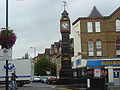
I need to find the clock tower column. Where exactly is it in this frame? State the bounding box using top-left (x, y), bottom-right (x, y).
top-left (59, 8), bottom-right (73, 84)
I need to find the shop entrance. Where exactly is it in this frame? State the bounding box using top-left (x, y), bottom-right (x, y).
top-left (113, 70), bottom-right (120, 85)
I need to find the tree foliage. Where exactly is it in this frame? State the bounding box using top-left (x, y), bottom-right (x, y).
top-left (34, 56), bottom-right (56, 76)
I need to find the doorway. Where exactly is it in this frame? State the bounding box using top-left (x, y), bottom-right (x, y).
top-left (113, 70), bottom-right (120, 85)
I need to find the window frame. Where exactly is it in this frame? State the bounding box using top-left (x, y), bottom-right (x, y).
top-left (95, 21), bottom-right (101, 32)
top-left (96, 40), bottom-right (102, 56)
top-left (116, 38), bottom-right (120, 56)
top-left (87, 22), bottom-right (93, 33)
top-left (88, 40), bottom-right (94, 56)
top-left (116, 19), bottom-right (120, 32)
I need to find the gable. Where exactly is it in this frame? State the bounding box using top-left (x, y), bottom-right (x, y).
top-left (110, 7), bottom-right (120, 18)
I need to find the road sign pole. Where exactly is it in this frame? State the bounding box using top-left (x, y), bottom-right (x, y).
top-left (6, 60), bottom-right (9, 90)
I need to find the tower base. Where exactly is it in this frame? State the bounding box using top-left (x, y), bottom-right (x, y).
top-left (58, 68), bottom-right (73, 85)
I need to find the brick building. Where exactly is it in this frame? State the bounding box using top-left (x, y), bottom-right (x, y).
top-left (73, 6), bottom-right (120, 59)
top-left (49, 41), bottom-right (61, 77)
top-left (72, 6), bottom-right (120, 86)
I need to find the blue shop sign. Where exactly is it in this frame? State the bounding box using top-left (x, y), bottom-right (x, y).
top-left (87, 60), bottom-right (120, 67)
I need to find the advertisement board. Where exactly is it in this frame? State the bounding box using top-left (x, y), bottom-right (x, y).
top-left (94, 69), bottom-right (101, 78)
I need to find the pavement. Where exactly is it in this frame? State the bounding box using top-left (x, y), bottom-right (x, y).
top-left (56, 84), bottom-right (120, 90)
top-left (0, 84), bottom-right (87, 90)
top-left (1, 83), bottom-right (120, 90)
top-left (108, 85), bottom-right (120, 90)
top-left (56, 84), bottom-right (87, 90)
top-left (0, 88), bottom-right (4, 90)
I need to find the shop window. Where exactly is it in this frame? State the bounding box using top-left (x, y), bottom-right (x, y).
top-left (71, 61), bottom-right (74, 67)
top-left (73, 71), bottom-right (77, 77)
top-left (87, 22), bottom-right (93, 32)
top-left (116, 19), bottom-right (120, 32)
top-left (96, 40), bottom-right (102, 56)
top-left (95, 22), bottom-right (101, 32)
top-left (114, 72), bottom-right (119, 78)
top-left (88, 40), bottom-right (94, 56)
top-left (116, 38), bottom-right (120, 57)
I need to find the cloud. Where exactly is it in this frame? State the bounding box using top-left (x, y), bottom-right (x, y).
top-left (0, 0), bottom-right (119, 59)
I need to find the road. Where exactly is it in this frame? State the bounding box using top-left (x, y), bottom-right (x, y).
top-left (0, 82), bottom-right (72, 90)
top-left (18, 83), bottom-right (120, 90)
top-left (2, 82), bottom-right (120, 90)
top-left (17, 83), bottom-right (59, 90)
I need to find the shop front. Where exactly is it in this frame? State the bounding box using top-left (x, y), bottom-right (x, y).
top-left (87, 59), bottom-right (120, 86)
top-left (72, 59), bottom-right (87, 87)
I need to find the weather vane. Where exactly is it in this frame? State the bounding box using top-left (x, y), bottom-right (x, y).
top-left (62, 1), bottom-right (67, 11)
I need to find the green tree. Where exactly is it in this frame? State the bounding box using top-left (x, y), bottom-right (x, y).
top-left (34, 56), bottom-right (56, 76)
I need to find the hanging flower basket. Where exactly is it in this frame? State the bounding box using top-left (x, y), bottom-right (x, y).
top-left (0, 30), bottom-right (17, 49)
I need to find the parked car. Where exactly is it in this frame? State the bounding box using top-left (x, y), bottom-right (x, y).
top-left (46, 76), bottom-right (58, 84)
top-left (33, 76), bottom-right (41, 82)
top-left (40, 76), bottom-right (49, 83)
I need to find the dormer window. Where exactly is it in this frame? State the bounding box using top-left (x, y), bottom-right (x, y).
top-left (116, 19), bottom-right (120, 32)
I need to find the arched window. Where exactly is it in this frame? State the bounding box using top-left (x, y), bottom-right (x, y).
top-left (116, 38), bottom-right (120, 56)
top-left (96, 40), bottom-right (102, 56)
top-left (116, 19), bottom-right (120, 32)
top-left (88, 40), bottom-right (94, 56)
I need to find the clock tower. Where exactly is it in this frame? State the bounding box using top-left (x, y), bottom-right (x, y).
top-left (59, 4), bottom-right (73, 84)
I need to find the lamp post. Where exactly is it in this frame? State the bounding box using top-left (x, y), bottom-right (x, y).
top-left (4, 0), bottom-right (17, 89)
top-left (30, 47), bottom-right (36, 58)
top-left (6, 0), bottom-right (9, 90)
top-left (6, 0), bottom-right (8, 30)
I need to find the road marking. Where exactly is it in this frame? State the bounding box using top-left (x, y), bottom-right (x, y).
top-left (51, 86), bottom-right (72, 90)
top-left (51, 86), bottom-right (56, 88)
top-left (57, 88), bottom-right (72, 90)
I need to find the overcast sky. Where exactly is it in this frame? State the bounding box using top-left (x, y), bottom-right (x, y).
top-left (0, 0), bottom-right (120, 59)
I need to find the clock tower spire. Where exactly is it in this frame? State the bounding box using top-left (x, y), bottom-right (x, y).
top-left (60, 4), bottom-right (71, 33)
top-left (59, 1), bottom-right (72, 84)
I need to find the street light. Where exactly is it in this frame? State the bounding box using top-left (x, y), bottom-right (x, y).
top-left (30, 47), bottom-right (36, 58)
top-left (6, 0), bottom-right (9, 90)
top-left (5, 0), bottom-right (21, 89)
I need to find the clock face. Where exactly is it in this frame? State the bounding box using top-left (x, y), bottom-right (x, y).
top-left (61, 22), bottom-right (69, 28)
